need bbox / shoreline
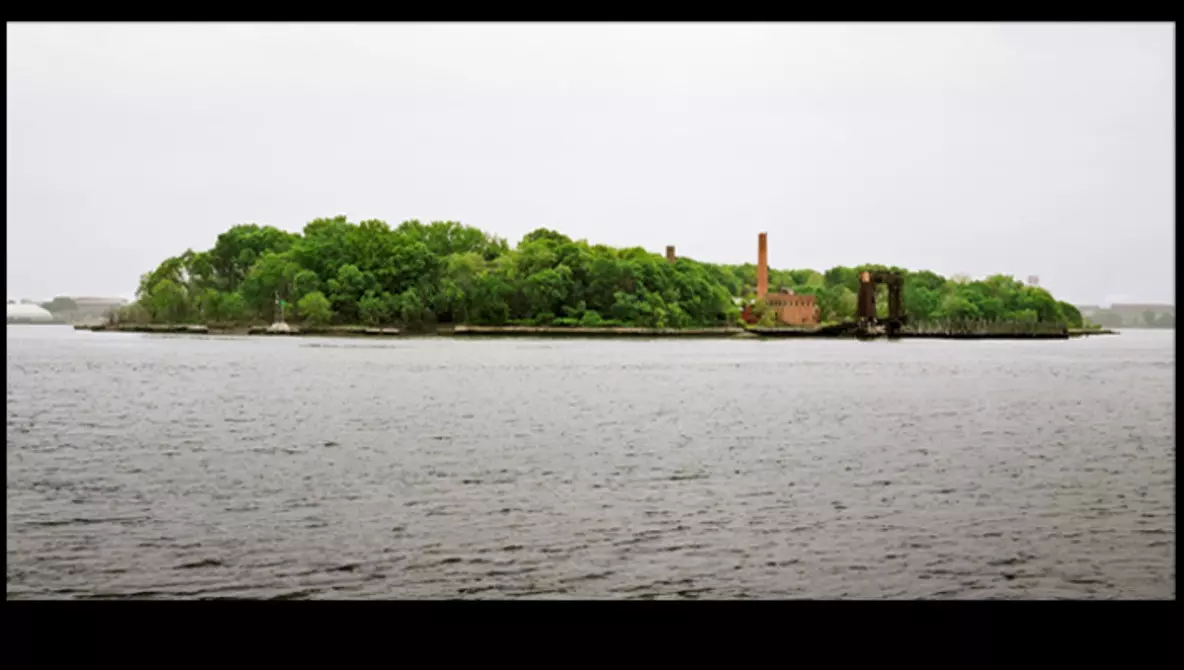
[73,323,406,337]
[452,325,746,337]
[61,323,1122,341]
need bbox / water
[6,326,1175,599]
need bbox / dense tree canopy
[123,217,1083,330]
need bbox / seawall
[75,324,402,337]
[73,323,1117,341]
[452,325,746,337]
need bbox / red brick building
[741,232,820,326]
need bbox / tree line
[119,217,1084,330]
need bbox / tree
[219,292,249,322]
[519,228,573,248]
[116,302,151,324]
[902,285,940,323]
[292,270,321,302]
[126,217,1085,331]
[1014,309,1038,323]
[523,267,573,317]
[936,294,980,321]
[825,286,858,322]
[326,264,375,323]
[194,288,223,321]
[393,287,431,330]
[824,266,859,291]
[210,224,299,291]
[297,291,333,325]
[358,292,391,325]
[1058,302,1084,329]
[580,310,604,327]
[908,270,947,293]
[147,278,189,322]
[240,251,300,319]
[1143,310,1158,327]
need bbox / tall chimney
[757,232,768,300]
[666,245,676,263]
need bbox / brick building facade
[741,232,820,326]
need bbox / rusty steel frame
[856,270,907,333]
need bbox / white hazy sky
[6,22,1175,305]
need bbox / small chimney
[757,232,768,300]
[666,245,676,263]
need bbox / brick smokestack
[757,232,768,300]
[666,246,676,263]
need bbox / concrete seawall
[75,324,401,337]
[77,324,210,334]
[246,326,401,337]
[452,325,746,337]
[74,323,1116,341]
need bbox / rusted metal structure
[756,233,769,298]
[856,270,906,334]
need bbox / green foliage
[579,310,604,327]
[393,287,432,331]
[292,270,321,302]
[358,292,391,325]
[125,216,1081,329]
[147,278,190,322]
[937,294,981,321]
[297,291,332,325]
[219,292,249,322]
[115,301,151,324]
[1014,309,1039,323]
[1058,302,1084,329]
[209,224,299,292]
[193,288,223,321]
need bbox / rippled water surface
[6,326,1175,599]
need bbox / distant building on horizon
[40,295,128,323]
[68,296,128,313]
[1108,303,1175,317]
[1075,302,1175,328]
[7,302,55,323]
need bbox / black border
[5,17,1177,663]
[5,600,1180,661]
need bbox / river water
[6,326,1175,599]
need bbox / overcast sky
[6,23,1174,305]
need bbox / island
[87,217,1106,340]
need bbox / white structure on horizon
[7,302,55,323]
[1027,275,1040,287]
